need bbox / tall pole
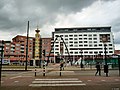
[25,21,29,71]
[0,40,4,86]
[80,50,83,68]
[104,44,108,77]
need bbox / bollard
[35,67,36,77]
[43,64,45,76]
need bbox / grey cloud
[0,0,120,48]
[0,0,95,32]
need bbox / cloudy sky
[0,0,120,49]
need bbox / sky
[0,0,120,49]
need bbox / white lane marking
[87,80,92,82]
[14,81,19,83]
[35,78,79,81]
[115,79,119,81]
[101,80,106,82]
[10,76,22,79]
[32,80,82,83]
[29,83,86,87]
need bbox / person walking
[95,62,101,76]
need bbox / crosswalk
[29,78,86,87]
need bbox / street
[0,64,120,90]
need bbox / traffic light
[42,49,45,56]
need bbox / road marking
[14,81,19,83]
[101,80,106,82]
[10,76,22,79]
[1,81,4,83]
[29,83,86,87]
[30,78,85,87]
[35,78,79,81]
[33,80,82,83]
[115,79,119,81]
[87,80,92,82]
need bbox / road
[1,64,120,90]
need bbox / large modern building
[52,26,115,64]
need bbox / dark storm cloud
[0,0,95,33]
[0,0,120,50]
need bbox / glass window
[69,38,73,40]
[69,35,73,37]
[74,35,77,37]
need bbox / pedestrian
[95,62,101,76]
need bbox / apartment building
[3,35,34,65]
[52,26,114,63]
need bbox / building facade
[52,26,114,64]
[41,38,52,62]
[3,35,34,65]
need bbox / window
[94,41,97,43]
[74,38,77,40]
[74,35,77,37]
[65,38,68,40]
[89,41,92,43]
[89,44,92,47]
[94,44,97,47]
[65,35,68,37]
[6,47,9,49]
[69,38,73,40]
[89,34,92,37]
[93,38,97,40]
[84,51,88,53]
[109,51,113,53]
[89,52,93,54]
[16,48,19,50]
[16,44,20,46]
[69,35,73,37]
[84,44,88,46]
[93,34,97,36]
[75,52,78,54]
[74,42,78,44]
[84,34,87,36]
[70,44,73,47]
[69,41,73,43]
[109,44,112,46]
[89,38,92,40]
[79,41,82,43]
[79,45,83,46]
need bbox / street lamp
[102,34,108,77]
[80,50,83,68]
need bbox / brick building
[3,35,34,65]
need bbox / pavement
[1,63,120,90]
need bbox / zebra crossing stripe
[32,80,82,83]
[29,83,86,87]
[29,78,86,87]
[35,78,79,81]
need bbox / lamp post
[0,40,4,86]
[102,34,108,77]
[80,50,83,68]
